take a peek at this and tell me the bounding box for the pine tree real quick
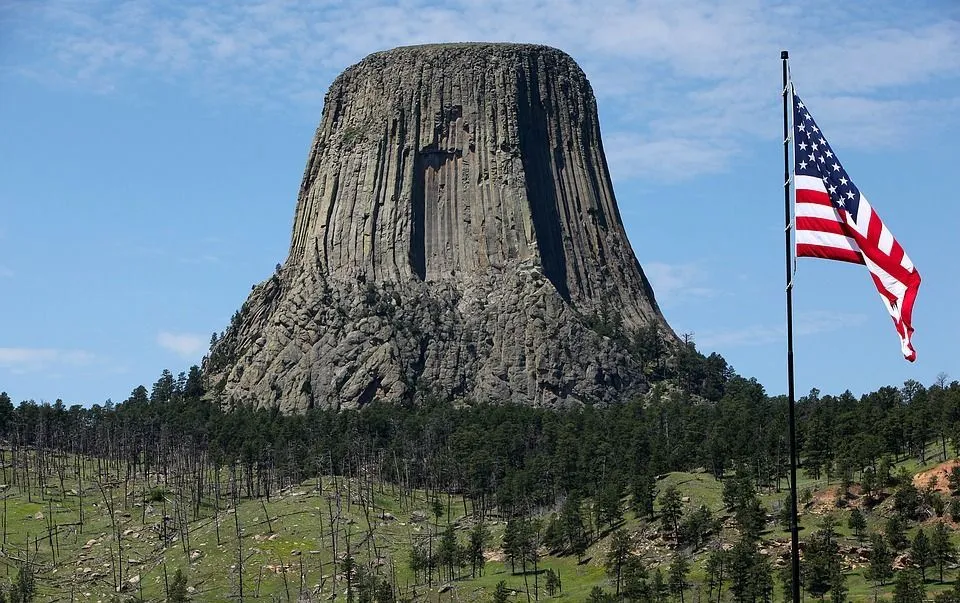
[596,483,624,532]
[804,528,841,600]
[892,569,925,603]
[886,515,908,551]
[659,485,683,538]
[631,472,656,520]
[544,569,559,597]
[706,548,728,602]
[588,585,615,603]
[931,520,955,583]
[560,494,588,559]
[605,529,632,597]
[910,528,933,583]
[493,580,511,603]
[467,522,488,578]
[652,568,668,602]
[866,532,894,588]
[847,508,866,543]
[437,523,459,581]
[168,568,189,603]
[668,554,689,603]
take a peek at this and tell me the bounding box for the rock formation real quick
[204,43,676,411]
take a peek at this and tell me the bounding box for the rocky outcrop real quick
[204,43,675,411]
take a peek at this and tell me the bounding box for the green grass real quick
[4,450,960,601]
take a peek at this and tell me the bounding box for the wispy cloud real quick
[182,254,220,265]
[5,0,958,179]
[0,266,13,278]
[696,311,867,349]
[157,331,206,359]
[644,262,715,304]
[0,347,97,374]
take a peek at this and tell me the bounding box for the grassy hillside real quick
[3,447,960,602]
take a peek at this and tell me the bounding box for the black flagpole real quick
[781,49,801,603]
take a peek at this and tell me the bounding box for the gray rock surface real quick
[204,43,676,411]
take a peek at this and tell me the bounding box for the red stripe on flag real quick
[796,216,846,235]
[796,243,864,264]
[796,188,832,206]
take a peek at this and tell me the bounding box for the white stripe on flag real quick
[796,230,859,252]
[796,203,843,221]
[850,193,873,238]
[878,225,894,254]
[796,175,827,192]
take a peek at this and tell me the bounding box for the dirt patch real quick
[807,486,840,515]
[912,459,960,494]
[484,549,505,563]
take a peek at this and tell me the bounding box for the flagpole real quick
[781,49,801,603]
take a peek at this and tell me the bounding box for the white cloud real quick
[0,347,96,374]
[6,0,958,179]
[696,311,867,349]
[605,133,733,181]
[0,266,13,278]
[157,331,207,359]
[643,262,715,304]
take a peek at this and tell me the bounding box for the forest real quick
[2,343,960,601]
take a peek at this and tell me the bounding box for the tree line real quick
[2,359,958,523]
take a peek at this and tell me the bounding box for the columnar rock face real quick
[204,43,676,411]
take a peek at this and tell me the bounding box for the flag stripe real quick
[796,216,847,236]
[796,203,842,221]
[796,243,863,264]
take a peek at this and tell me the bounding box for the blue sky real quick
[1,0,958,406]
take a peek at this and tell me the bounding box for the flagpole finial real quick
[781,50,789,60]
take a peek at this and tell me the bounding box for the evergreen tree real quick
[543,514,564,551]
[668,554,689,603]
[11,562,36,603]
[705,548,728,603]
[437,523,459,581]
[631,472,656,520]
[605,529,632,597]
[893,483,922,519]
[886,515,909,551]
[560,494,588,559]
[544,569,559,597]
[374,579,395,603]
[865,532,894,588]
[502,518,529,574]
[950,498,960,522]
[652,568,668,603]
[596,483,624,532]
[892,569,925,603]
[949,466,960,494]
[168,568,189,603]
[729,538,772,602]
[467,522,488,578]
[847,508,866,543]
[804,528,842,600]
[931,520,955,583]
[911,528,933,583]
[493,580,511,603]
[588,585,615,603]
[679,505,718,549]
[659,485,683,537]
[621,556,650,602]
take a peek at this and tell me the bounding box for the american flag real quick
[793,91,921,361]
